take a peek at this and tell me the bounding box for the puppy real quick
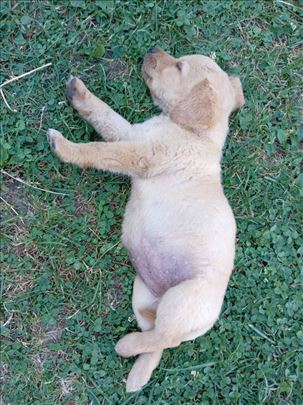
[47,48,244,392]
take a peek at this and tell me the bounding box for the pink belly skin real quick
[125,238,192,297]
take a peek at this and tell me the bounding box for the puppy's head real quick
[142,48,244,132]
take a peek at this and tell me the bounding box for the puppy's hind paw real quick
[126,374,145,393]
[126,351,162,392]
[115,332,143,358]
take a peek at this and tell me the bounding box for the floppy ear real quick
[170,79,218,131]
[229,76,245,111]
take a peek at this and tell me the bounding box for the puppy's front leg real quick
[66,76,133,142]
[47,129,154,178]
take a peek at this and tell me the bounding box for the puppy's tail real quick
[139,308,157,322]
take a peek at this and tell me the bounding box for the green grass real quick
[1,0,302,403]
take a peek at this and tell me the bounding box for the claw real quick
[66,85,76,101]
[66,76,79,101]
[47,129,56,150]
[67,74,75,85]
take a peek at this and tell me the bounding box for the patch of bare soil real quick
[101,57,128,80]
[74,192,96,215]
[0,177,36,221]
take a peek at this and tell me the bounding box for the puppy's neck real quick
[165,113,229,150]
[199,120,230,149]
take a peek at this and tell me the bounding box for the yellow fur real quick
[139,308,157,322]
[47,48,244,392]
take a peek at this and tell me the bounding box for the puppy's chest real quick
[124,237,192,297]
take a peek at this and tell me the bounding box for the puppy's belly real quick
[125,238,192,297]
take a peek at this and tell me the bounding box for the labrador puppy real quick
[47,48,244,392]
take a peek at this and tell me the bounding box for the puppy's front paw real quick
[66,76,87,103]
[47,128,64,150]
[47,129,72,163]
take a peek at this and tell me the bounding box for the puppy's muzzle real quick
[148,47,161,54]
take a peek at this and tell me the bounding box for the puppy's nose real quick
[148,47,160,54]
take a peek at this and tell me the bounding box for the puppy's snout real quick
[148,47,160,54]
[142,47,173,83]
[143,53,157,71]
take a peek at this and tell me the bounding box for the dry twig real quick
[38,106,46,131]
[0,196,25,225]
[1,169,71,196]
[0,62,52,112]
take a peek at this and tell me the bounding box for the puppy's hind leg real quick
[116,277,226,358]
[132,276,158,332]
[125,276,163,392]
[126,351,163,392]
